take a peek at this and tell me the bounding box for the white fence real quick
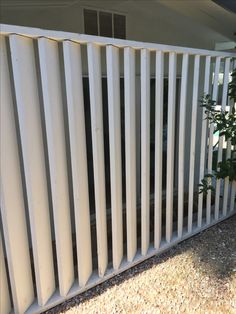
[0,24,236,314]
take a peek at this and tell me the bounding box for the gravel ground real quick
[46,215,236,314]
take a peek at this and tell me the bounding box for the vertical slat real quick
[37,37,74,296]
[222,62,235,216]
[62,41,92,286]
[214,58,231,219]
[136,77,142,203]
[229,60,236,212]
[0,232,11,314]
[140,48,150,255]
[166,52,177,243]
[106,45,123,269]
[230,180,236,212]
[177,53,189,238]
[9,35,56,305]
[222,169,230,215]
[154,50,164,249]
[188,55,200,233]
[87,43,108,276]
[222,139,232,215]
[124,47,137,261]
[0,35,34,313]
[198,56,211,227]
[206,57,221,224]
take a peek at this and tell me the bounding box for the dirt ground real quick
[46,215,236,314]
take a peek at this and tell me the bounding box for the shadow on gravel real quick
[189,214,236,280]
[45,214,236,314]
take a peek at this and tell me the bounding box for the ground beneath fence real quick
[46,215,236,314]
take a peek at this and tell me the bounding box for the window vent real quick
[84,9,126,39]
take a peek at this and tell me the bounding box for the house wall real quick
[0,0,233,51]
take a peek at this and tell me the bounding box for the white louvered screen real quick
[0,24,235,314]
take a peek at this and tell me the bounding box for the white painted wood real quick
[188,55,200,233]
[222,133,232,216]
[231,63,236,213]
[1,25,235,313]
[37,37,74,296]
[9,34,56,305]
[177,53,189,238]
[87,43,108,276]
[106,45,123,269]
[62,41,92,286]
[214,58,230,219]
[198,56,211,228]
[135,76,142,202]
[154,51,164,249]
[140,48,150,255]
[1,23,235,58]
[223,178,230,215]
[26,208,236,314]
[230,180,236,212]
[0,35,34,313]
[222,62,235,216]
[124,47,137,261]
[166,52,177,243]
[206,57,221,225]
[0,232,11,314]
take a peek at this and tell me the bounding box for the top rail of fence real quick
[1,23,236,58]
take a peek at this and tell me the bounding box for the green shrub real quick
[199,67,236,196]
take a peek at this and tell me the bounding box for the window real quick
[83,9,126,39]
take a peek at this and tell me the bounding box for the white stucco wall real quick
[1,0,234,50]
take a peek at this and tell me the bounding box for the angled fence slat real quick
[62,41,93,286]
[230,181,236,212]
[141,49,150,255]
[206,57,221,225]
[154,51,164,249]
[9,34,56,305]
[0,232,11,314]
[38,37,74,296]
[166,52,177,243]
[223,61,236,216]
[106,45,123,269]
[198,56,211,228]
[178,53,189,238]
[87,43,108,276]
[124,47,137,261]
[0,35,34,313]
[214,58,231,219]
[188,55,200,233]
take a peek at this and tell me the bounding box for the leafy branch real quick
[199,67,236,195]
